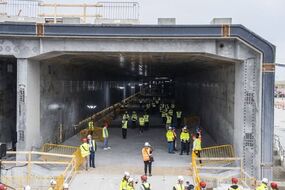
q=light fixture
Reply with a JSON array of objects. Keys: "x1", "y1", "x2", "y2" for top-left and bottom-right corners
[
  {"x1": 117, "y1": 86, "x2": 125, "y2": 90},
  {"x1": 87, "y1": 105, "x2": 97, "y2": 109}
]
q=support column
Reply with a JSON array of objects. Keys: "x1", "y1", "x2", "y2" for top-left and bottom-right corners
[
  {"x1": 261, "y1": 64, "x2": 275, "y2": 179},
  {"x1": 17, "y1": 58, "x2": 40, "y2": 151},
  {"x1": 104, "y1": 82, "x2": 110, "y2": 107}
]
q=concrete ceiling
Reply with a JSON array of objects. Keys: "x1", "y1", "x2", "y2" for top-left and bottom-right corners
[{"x1": 39, "y1": 52, "x2": 241, "y2": 78}]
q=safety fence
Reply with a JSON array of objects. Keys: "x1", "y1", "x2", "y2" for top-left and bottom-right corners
[
  {"x1": 274, "y1": 135, "x2": 285, "y2": 168},
  {"x1": 191, "y1": 145, "x2": 256, "y2": 190},
  {"x1": 76, "y1": 92, "x2": 141, "y2": 141},
  {"x1": 1, "y1": 144, "x2": 83, "y2": 190},
  {"x1": 275, "y1": 100, "x2": 285, "y2": 110}
]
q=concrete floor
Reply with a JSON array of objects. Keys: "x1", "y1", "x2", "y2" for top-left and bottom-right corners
[{"x1": 66, "y1": 112, "x2": 216, "y2": 189}]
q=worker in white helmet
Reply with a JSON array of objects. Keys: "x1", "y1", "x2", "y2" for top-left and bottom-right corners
[
  {"x1": 173, "y1": 176, "x2": 185, "y2": 190},
  {"x1": 127, "y1": 177, "x2": 135, "y2": 190},
  {"x1": 256, "y1": 178, "x2": 269, "y2": 190},
  {"x1": 48, "y1": 179, "x2": 57, "y2": 190},
  {"x1": 120, "y1": 171, "x2": 130, "y2": 190}
]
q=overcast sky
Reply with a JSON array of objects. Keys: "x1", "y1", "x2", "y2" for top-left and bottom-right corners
[{"x1": 44, "y1": 0, "x2": 285, "y2": 80}]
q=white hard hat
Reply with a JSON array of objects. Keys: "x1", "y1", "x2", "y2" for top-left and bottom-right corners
[
  {"x1": 87, "y1": 134, "x2": 92, "y2": 139},
  {"x1": 178, "y1": 176, "x2": 184, "y2": 181},
  {"x1": 50, "y1": 179, "x2": 57, "y2": 185},
  {"x1": 183, "y1": 126, "x2": 187, "y2": 130},
  {"x1": 144, "y1": 142, "x2": 150, "y2": 147},
  {"x1": 63, "y1": 183, "x2": 69, "y2": 189},
  {"x1": 262, "y1": 178, "x2": 269, "y2": 184},
  {"x1": 128, "y1": 178, "x2": 134, "y2": 183},
  {"x1": 124, "y1": 171, "x2": 130, "y2": 177},
  {"x1": 24, "y1": 185, "x2": 31, "y2": 190},
  {"x1": 168, "y1": 126, "x2": 172, "y2": 130}
]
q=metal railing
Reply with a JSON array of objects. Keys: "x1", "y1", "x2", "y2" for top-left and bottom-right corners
[
  {"x1": 274, "y1": 135, "x2": 285, "y2": 167},
  {"x1": 200, "y1": 144, "x2": 235, "y2": 165}
]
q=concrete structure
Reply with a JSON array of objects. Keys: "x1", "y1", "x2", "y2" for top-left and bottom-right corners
[{"x1": 0, "y1": 23, "x2": 275, "y2": 179}]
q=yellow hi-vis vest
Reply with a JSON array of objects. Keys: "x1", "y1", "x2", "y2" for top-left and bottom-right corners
[
  {"x1": 174, "y1": 184, "x2": 185, "y2": 190},
  {"x1": 131, "y1": 113, "x2": 137, "y2": 121},
  {"x1": 126, "y1": 184, "x2": 135, "y2": 190},
  {"x1": 256, "y1": 183, "x2": 268, "y2": 190},
  {"x1": 102, "y1": 127, "x2": 109, "y2": 138},
  {"x1": 88, "y1": 121, "x2": 94, "y2": 130},
  {"x1": 166, "y1": 115, "x2": 172, "y2": 124},
  {"x1": 80, "y1": 143, "x2": 90, "y2": 158},
  {"x1": 119, "y1": 179, "x2": 128, "y2": 190},
  {"x1": 123, "y1": 114, "x2": 130, "y2": 121},
  {"x1": 180, "y1": 132, "x2": 190, "y2": 141},
  {"x1": 122, "y1": 120, "x2": 128, "y2": 129},
  {"x1": 193, "y1": 138, "x2": 202, "y2": 151},
  {"x1": 176, "y1": 111, "x2": 182, "y2": 118},
  {"x1": 144, "y1": 114, "x2": 149, "y2": 122},
  {"x1": 139, "y1": 117, "x2": 145, "y2": 126},
  {"x1": 166, "y1": 130, "x2": 174, "y2": 142},
  {"x1": 161, "y1": 111, "x2": 166, "y2": 118}
]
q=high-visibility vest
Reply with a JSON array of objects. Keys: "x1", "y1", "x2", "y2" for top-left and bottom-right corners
[
  {"x1": 166, "y1": 130, "x2": 174, "y2": 142},
  {"x1": 176, "y1": 111, "x2": 182, "y2": 118},
  {"x1": 144, "y1": 114, "x2": 149, "y2": 122},
  {"x1": 122, "y1": 120, "x2": 128, "y2": 129},
  {"x1": 168, "y1": 109, "x2": 173, "y2": 116},
  {"x1": 193, "y1": 138, "x2": 202, "y2": 151},
  {"x1": 131, "y1": 113, "x2": 138, "y2": 121},
  {"x1": 88, "y1": 121, "x2": 94, "y2": 130},
  {"x1": 102, "y1": 127, "x2": 109, "y2": 138},
  {"x1": 119, "y1": 179, "x2": 128, "y2": 190},
  {"x1": 80, "y1": 143, "x2": 90, "y2": 158},
  {"x1": 141, "y1": 183, "x2": 151, "y2": 190},
  {"x1": 229, "y1": 185, "x2": 241, "y2": 190},
  {"x1": 88, "y1": 139, "x2": 96, "y2": 152},
  {"x1": 256, "y1": 183, "x2": 268, "y2": 190},
  {"x1": 174, "y1": 184, "x2": 185, "y2": 190},
  {"x1": 142, "y1": 147, "x2": 151, "y2": 161},
  {"x1": 166, "y1": 115, "x2": 172, "y2": 124},
  {"x1": 180, "y1": 132, "x2": 190, "y2": 141},
  {"x1": 161, "y1": 112, "x2": 166, "y2": 118},
  {"x1": 139, "y1": 117, "x2": 145, "y2": 126},
  {"x1": 126, "y1": 184, "x2": 135, "y2": 190}
]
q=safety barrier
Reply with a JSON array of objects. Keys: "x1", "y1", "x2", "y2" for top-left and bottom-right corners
[
  {"x1": 192, "y1": 152, "x2": 201, "y2": 190},
  {"x1": 200, "y1": 144, "x2": 235, "y2": 165},
  {"x1": 274, "y1": 135, "x2": 285, "y2": 168}
]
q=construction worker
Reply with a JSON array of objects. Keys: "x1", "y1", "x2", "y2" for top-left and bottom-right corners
[
  {"x1": 166, "y1": 114, "x2": 172, "y2": 126},
  {"x1": 63, "y1": 183, "x2": 69, "y2": 190},
  {"x1": 48, "y1": 179, "x2": 57, "y2": 190},
  {"x1": 142, "y1": 142, "x2": 153, "y2": 176},
  {"x1": 0, "y1": 184, "x2": 7, "y2": 190},
  {"x1": 161, "y1": 110, "x2": 166, "y2": 124},
  {"x1": 127, "y1": 178, "x2": 135, "y2": 190},
  {"x1": 123, "y1": 111, "x2": 130, "y2": 121},
  {"x1": 120, "y1": 172, "x2": 130, "y2": 190},
  {"x1": 122, "y1": 119, "x2": 128, "y2": 139},
  {"x1": 88, "y1": 120, "x2": 94, "y2": 134},
  {"x1": 193, "y1": 133, "x2": 202, "y2": 164},
  {"x1": 173, "y1": 128, "x2": 178, "y2": 151},
  {"x1": 102, "y1": 122, "x2": 111, "y2": 150},
  {"x1": 256, "y1": 178, "x2": 269, "y2": 190},
  {"x1": 271, "y1": 182, "x2": 278, "y2": 190},
  {"x1": 80, "y1": 138, "x2": 90, "y2": 170},
  {"x1": 144, "y1": 113, "x2": 150, "y2": 130},
  {"x1": 168, "y1": 109, "x2": 174, "y2": 118},
  {"x1": 131, "y1": 111, "x2": 138, "y2": 129},
  {"x1": 176, "y1": 110, "x2": 182, "y2": 128},
  {"x1": 139, "y1": 115, "x2": 145, "y2": 133},
  {"x1": 180, "y1": 126, "x2": 190, "y2": 155},
  {"x1": 87, "y1": 134, "x2": 97, "y2": 168},
  {"x1": 173, "y1": 176, "x2": 185, "y2": 190},
  {"x1": 166, "y1": 127, "x2": 175, "y2": 154},
  {"x1": 228, "y1": 178, "x2": 241, "y2": 190},
  {"x1": 140, "y1": 175, "x2": 151, "y2": 190}
]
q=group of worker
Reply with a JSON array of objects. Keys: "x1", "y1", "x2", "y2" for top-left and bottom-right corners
[
  {"x1": 80, "y1": 134, "x2": 98, "y2": 170},
  {"x1": 121, "y1": 110, "x2": 150, "y2": 139}
]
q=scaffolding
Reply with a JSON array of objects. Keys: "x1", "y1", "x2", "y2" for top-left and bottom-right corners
[{"x1": 0, "y1": 0, "x2": 140, "y2": 24}]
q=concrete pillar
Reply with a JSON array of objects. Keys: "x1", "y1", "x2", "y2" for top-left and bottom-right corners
[
  {"x1": 123, "y1": 83, "x2": 126, "y2": 99},
  {"x1": 260, "y1": 64, "x2": 275, "y2": 179},
  {"x1": 16, "y1": 58, "x2": 40, "y2": 151},
  {"x1": 104, "y1": 82, "x2": 110, "y2": 107}
]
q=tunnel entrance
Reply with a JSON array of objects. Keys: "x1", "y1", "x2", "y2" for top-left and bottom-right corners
[
  {"x1": 37, "y1": 52, "x2": 241, "y2": 146},
  {"x1": 0, "y1": 56, "x2": 17, "y2": 150}
]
